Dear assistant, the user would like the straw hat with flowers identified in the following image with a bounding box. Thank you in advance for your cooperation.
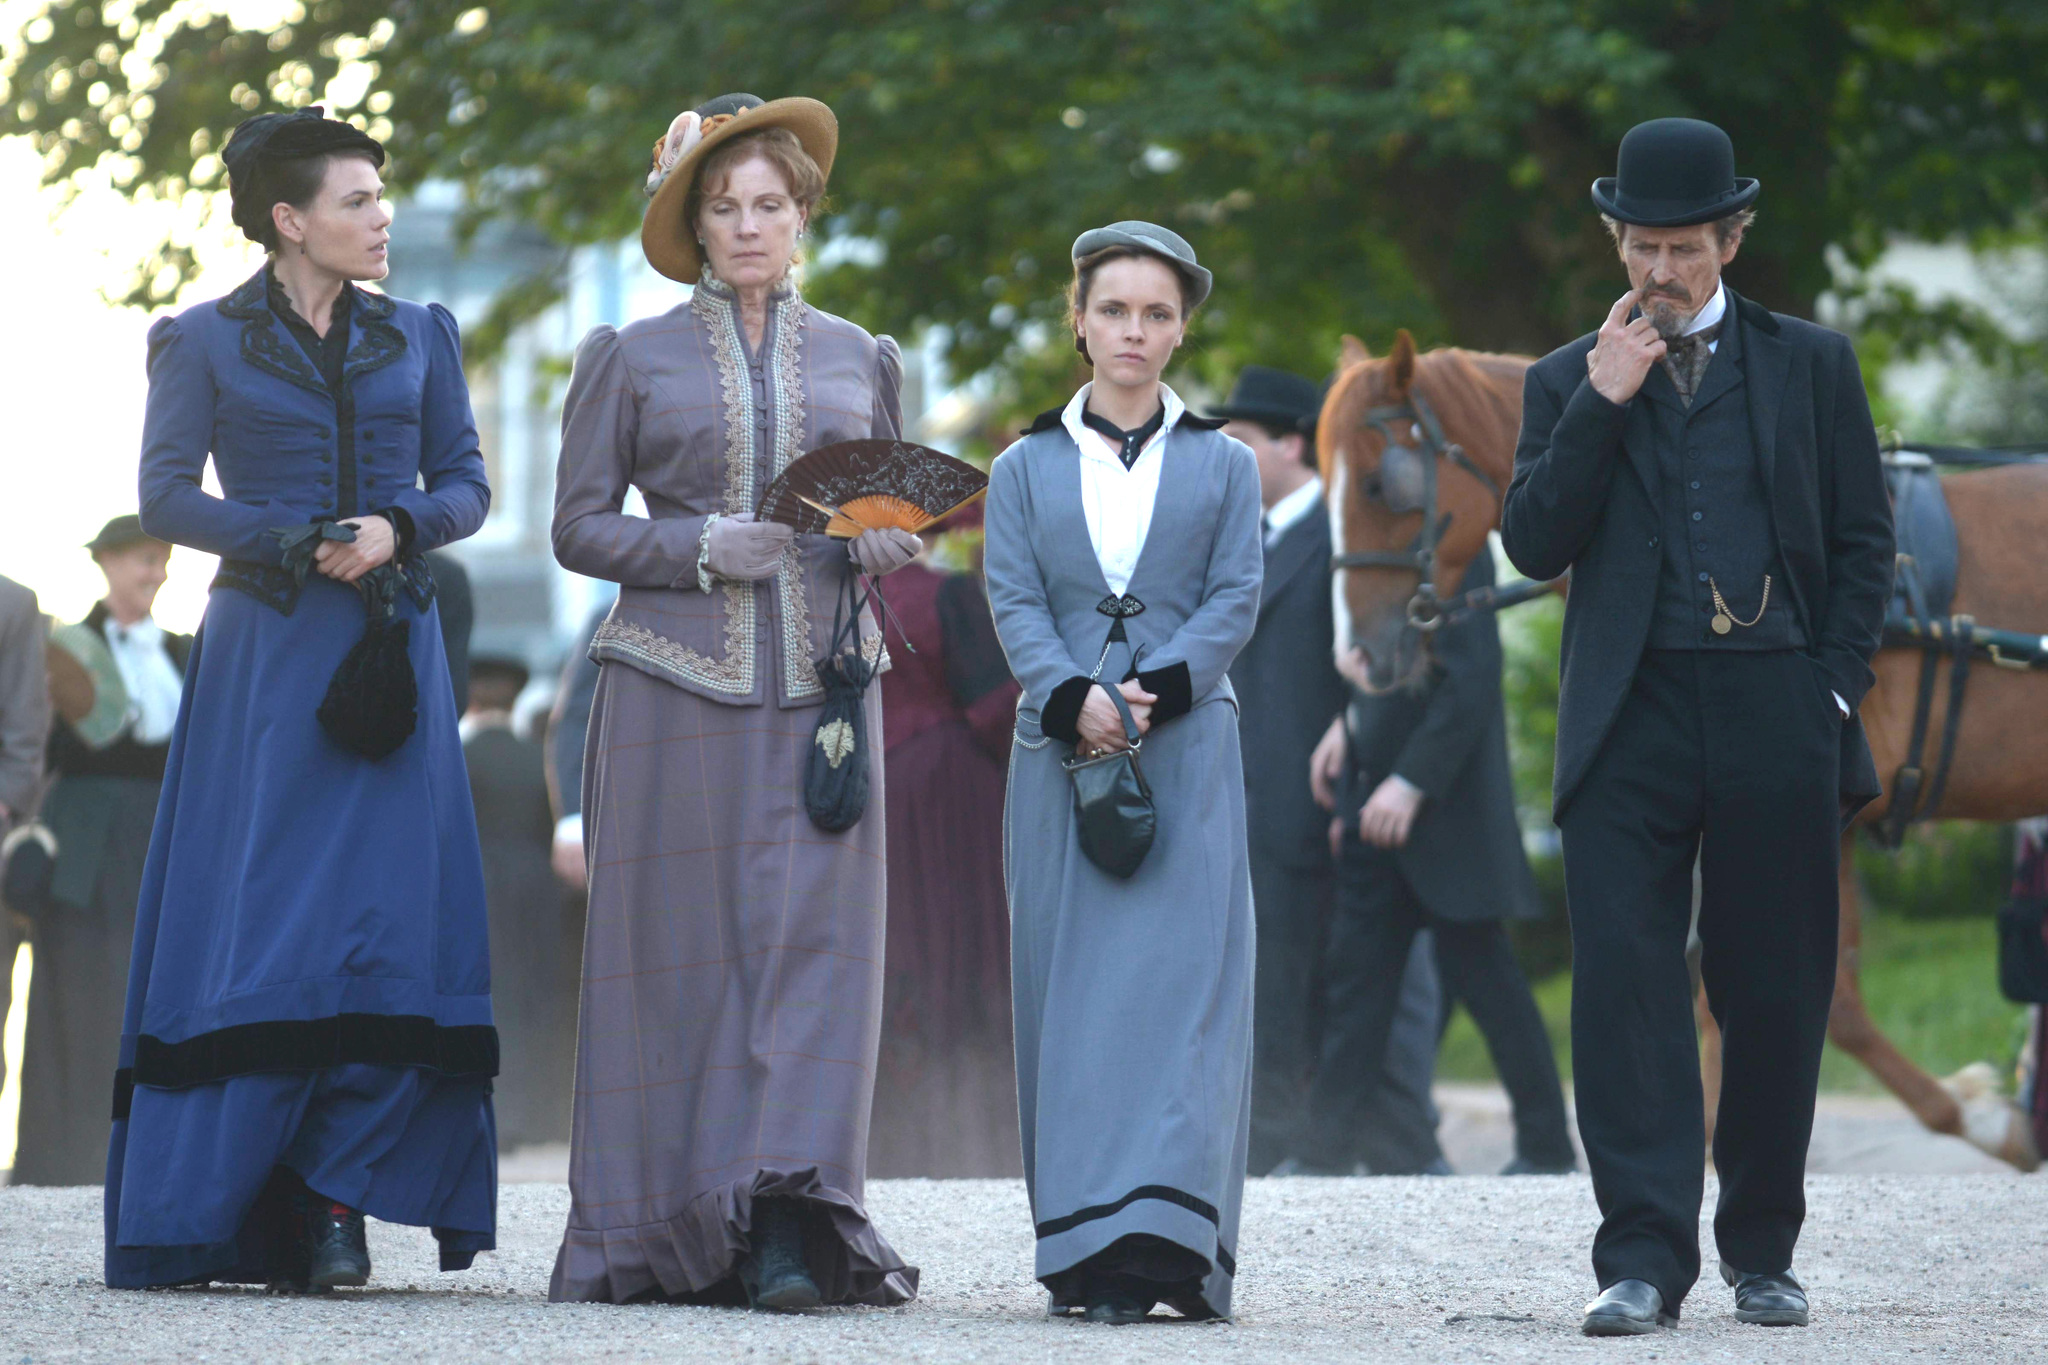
[640,93,839,284]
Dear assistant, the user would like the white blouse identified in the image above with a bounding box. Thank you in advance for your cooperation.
[1059,381,1189,597]
[105,616,184,745]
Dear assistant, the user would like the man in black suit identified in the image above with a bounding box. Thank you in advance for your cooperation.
[1503,119,1892,1335]
[1217,367,1444,1176]
[1297,547,1575,1181]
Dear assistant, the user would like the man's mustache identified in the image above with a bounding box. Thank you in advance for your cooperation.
[1642,281,1691,304]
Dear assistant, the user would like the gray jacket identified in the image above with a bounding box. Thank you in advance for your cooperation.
[0,575,47,819]
[984,409,1263,743]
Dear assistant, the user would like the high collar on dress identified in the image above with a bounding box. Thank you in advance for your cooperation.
[691,267,801,311]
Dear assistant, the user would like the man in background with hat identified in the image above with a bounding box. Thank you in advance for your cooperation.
[9,516,190,1184]
[1504,118,1892,1334]
[1216,366,1446,1177]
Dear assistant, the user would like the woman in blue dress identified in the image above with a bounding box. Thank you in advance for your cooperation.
[105,108,497,1293]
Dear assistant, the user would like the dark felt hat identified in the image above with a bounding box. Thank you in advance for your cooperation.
[469,654,532,695]
[85,514,163,557]
[1591,118,1759,228]
[1210,366,1323,433]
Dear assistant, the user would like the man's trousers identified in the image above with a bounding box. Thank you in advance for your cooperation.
[1249,855,1441,1174]
[1559,649,1841,1313]
[1297,842,1575,1174]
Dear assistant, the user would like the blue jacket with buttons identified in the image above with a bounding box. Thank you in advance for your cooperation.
[138,266,490,564]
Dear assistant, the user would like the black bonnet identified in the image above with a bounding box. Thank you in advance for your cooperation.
[223,106,386,245]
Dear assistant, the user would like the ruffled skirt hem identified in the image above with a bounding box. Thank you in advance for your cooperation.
[548,1165,918,1306]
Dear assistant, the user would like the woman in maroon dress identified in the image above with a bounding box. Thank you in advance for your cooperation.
[869,520,1023,1177]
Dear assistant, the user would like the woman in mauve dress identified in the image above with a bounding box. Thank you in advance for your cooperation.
[548,93,921,1311]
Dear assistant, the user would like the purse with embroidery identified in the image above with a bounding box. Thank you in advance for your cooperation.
[804,574,878,832]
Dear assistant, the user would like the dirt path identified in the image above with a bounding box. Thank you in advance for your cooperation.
[6,1172,2043,1363]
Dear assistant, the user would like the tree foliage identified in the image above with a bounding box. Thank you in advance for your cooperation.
[6,0,2046,395]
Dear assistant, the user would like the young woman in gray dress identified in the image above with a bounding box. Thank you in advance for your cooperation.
[548,94,921,1312]
[984,223,1264,1323]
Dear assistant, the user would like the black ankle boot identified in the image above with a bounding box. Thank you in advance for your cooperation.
[303,1196,371,1290]
[745,1197,821,1311]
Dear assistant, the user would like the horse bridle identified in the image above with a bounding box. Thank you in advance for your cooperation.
[1328,388,1503,631]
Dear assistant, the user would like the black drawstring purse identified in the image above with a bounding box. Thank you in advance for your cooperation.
[1062,594,1157,878]
[1063,685,1156,878]
[805,574,880,832]
[276,522,421,761]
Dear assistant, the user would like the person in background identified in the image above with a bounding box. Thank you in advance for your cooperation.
[427,549,474,714]
[1302,548,1576,1182]
[1213,366,1446,1177]
[544,600,612,892]
[10,519,190,1185]
[0,572,49,1124]
[868,506,1022,1179]
[462,656,578,1152]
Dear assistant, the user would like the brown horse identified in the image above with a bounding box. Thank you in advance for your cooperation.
[1322,331,2048,1168]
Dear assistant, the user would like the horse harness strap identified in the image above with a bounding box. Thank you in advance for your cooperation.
[1328,389,1504,630]
[1877,453,1972,849]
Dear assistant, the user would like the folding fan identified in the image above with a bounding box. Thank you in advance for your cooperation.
[757,439,989,539]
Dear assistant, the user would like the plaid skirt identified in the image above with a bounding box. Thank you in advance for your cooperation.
[549,658,916,1304]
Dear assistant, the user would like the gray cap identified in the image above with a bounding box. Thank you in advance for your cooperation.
[1071,220,1212,310]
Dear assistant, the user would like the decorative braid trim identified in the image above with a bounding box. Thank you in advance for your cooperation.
[769,297,824,701]
[682,282,760,697]
[590,616,749,699]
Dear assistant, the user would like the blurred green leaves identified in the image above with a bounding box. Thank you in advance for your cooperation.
[4,0,2046,387]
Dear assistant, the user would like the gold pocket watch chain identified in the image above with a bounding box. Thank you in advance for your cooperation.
[1707,575,1770,636]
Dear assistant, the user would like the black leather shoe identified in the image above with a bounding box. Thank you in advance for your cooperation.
[1581,1279,1676,1336]
[1501,1156,1578,1175]
[304,1198,371,1290]
[746,1197,822,1312]
[1082,1290,1151,1324]
[1719,1260,1809,1326]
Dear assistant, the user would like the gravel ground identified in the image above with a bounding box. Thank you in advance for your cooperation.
[4,1174,2044,1363]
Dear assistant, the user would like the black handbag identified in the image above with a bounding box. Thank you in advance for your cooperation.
[274,521,421,761]
[1063,683,1156,878]
[0,820,57,917]
[316,565,419,761]
[804,574,879,832]
[1997,896,2048,1003]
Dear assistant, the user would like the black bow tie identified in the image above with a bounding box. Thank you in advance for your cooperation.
[1082,405,1166,470]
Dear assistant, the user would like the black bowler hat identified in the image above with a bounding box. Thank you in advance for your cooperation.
[1210,366,1323,435]
[1591,118,1759,228]
[85,514,164,557]
[469,655,531,696]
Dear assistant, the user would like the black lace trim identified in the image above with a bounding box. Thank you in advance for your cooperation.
[216,267,408,398]
[342,288,407,386]
[212,551,437,617]
[219,269,327,395]
[211,559,304,614]
[112,1013,500,1119]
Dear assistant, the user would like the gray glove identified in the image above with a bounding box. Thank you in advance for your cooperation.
[849,527,923,576]
[703,512,795,581]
